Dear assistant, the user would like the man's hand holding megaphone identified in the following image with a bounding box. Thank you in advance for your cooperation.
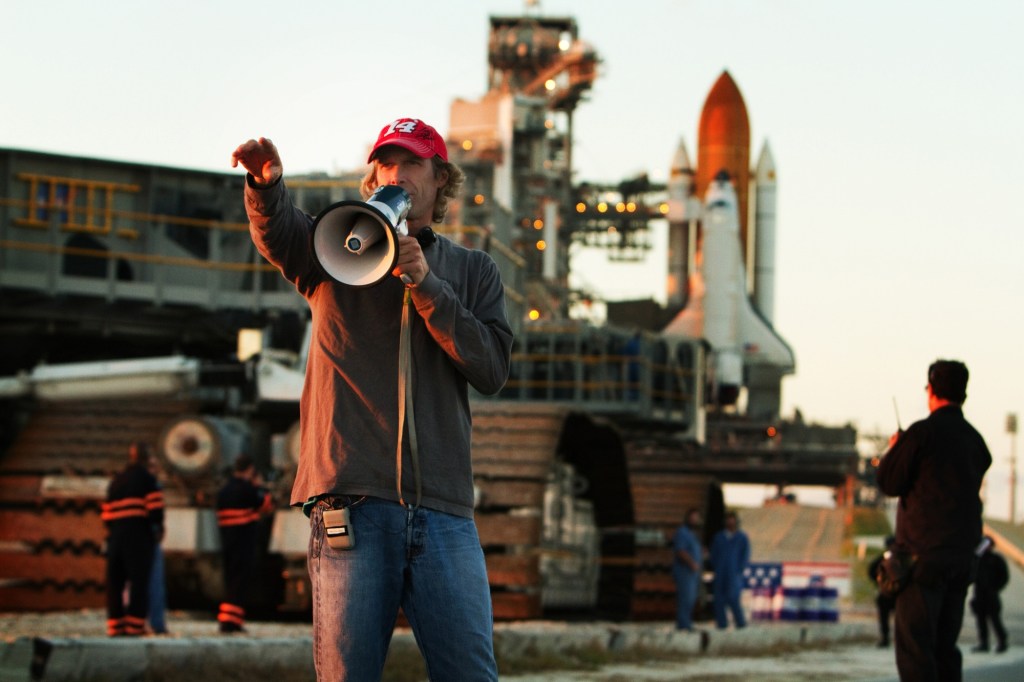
[231,137,283,186]
[393,234,428,287]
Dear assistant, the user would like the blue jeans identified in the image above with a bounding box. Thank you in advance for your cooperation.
[309,497,498,681]
[148,543,167,633]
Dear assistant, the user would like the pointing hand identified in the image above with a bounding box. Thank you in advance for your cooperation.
[231,137,283,185]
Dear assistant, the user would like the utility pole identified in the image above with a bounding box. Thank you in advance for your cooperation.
[1008,413,1018,525]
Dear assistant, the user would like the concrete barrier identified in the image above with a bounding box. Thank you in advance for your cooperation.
[0,619,878,682]
[0,636,317,682]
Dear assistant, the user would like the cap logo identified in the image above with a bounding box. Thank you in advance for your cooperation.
[386,119,419,135]
[369,117,447,163]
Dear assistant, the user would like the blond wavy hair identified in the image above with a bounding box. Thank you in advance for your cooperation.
[360,156,465,224]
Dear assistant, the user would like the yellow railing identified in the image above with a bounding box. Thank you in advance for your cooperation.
[11,173,142,236]
[1,196,250,238]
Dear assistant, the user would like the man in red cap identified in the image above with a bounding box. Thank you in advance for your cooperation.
[232,119,511,681]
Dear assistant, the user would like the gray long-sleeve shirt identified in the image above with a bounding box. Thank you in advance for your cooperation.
[245,177,513,518]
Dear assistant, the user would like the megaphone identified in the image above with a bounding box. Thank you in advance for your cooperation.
[311,185,411,287]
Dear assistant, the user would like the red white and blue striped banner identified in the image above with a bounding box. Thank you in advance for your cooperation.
[742,561,851,622]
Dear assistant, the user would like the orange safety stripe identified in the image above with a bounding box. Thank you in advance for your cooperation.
[123,615,146,635]
[101,509,149,522]
[145,490,165,510]
[216,508,260,527]
[106,617,124,636]
[103,497,146,510]
[101,497,147,521]
[218,612,245,626]
[218,602,245,625]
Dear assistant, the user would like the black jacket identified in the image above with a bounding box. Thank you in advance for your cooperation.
[102,463,164,536]
[875,405,991,562]
[975,550,1009,596]
[216,476,272,529]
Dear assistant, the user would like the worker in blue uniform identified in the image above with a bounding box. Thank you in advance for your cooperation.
[709,510,750,630]
[672,507,704,631]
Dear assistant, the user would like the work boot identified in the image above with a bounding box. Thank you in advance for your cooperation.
[995,641,1008,653]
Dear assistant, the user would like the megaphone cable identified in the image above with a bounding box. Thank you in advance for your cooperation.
[395,287,421,509]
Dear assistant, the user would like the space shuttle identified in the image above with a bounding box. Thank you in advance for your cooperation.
[662,71,794,419]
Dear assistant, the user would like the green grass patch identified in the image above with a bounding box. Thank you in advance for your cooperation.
[846,506,892,538]
[841,506,892,605]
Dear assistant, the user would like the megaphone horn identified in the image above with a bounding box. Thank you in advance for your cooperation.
[311,185,411,287]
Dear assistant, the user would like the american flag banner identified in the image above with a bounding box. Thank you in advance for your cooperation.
[745,562,784,590]
[742,561,849,622]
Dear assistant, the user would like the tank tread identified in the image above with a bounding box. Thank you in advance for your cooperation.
[1,398,198,476]
[0,553,106,584]
[625,442,720,621]
[472,402,568,620]
[0,507,105,544]
[0,584,105,611]
[0,397,195,612]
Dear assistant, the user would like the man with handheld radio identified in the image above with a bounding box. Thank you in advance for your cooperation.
[232,118,512,681]
[876,360,992,681]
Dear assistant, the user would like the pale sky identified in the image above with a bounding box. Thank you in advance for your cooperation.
[3,0,1022,520]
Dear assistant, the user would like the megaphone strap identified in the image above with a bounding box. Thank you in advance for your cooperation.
[395,289,421,509]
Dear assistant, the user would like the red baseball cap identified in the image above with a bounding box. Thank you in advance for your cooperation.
[368,118,448,163]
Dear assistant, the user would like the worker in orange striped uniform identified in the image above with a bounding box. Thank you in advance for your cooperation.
[215,454,273,633]
[102,441,164,637]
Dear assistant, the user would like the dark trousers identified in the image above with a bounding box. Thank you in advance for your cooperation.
[219,525,257,629]
[876,593,896,642]
[970,592,1007,648]
[894,560,971,682]
[105,528,155,636]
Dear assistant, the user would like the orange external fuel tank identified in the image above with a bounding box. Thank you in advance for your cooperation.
[695,71,751,256]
